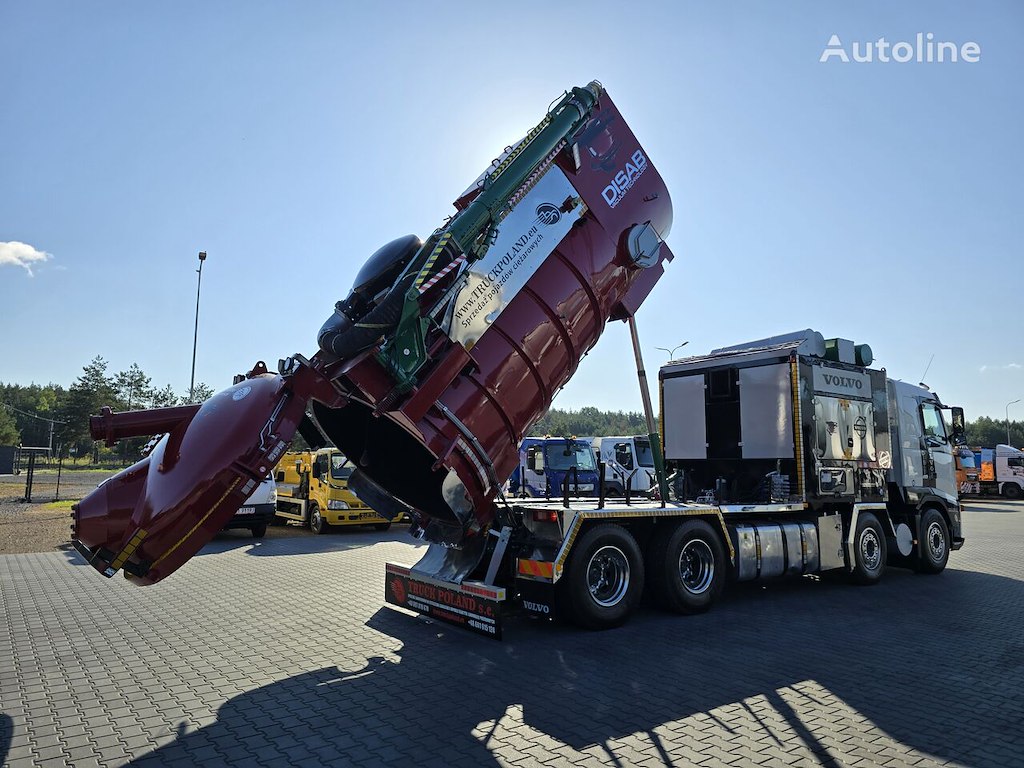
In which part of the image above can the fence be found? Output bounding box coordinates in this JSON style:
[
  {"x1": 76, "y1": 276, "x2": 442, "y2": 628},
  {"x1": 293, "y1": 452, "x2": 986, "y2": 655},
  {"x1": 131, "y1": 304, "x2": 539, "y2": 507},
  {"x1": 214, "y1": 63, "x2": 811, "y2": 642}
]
[{"x1": 20, "y1": 454, "x2": 67, "y2": 503}]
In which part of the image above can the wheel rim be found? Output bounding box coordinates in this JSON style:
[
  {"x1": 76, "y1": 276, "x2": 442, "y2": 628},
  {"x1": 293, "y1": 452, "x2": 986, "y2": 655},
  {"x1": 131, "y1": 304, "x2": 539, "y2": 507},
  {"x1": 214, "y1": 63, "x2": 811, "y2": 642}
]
[
  {"x1": 678, "y1": 539, "x2": 715, "y2": 595},
  {"x1": 586, "y1": 545, "x2": 630, "y2": 607},
  {"x1": 859, "y1": 527, "x2": 882, "y2": 572},
  {"x1": 926, "y1": 520, "x2": 946, "y2": 561}
]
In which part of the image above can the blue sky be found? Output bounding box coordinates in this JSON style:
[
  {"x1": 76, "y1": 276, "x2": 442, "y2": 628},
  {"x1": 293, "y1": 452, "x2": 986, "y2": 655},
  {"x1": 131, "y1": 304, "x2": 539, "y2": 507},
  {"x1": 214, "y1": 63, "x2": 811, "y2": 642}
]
[{"x1": 1, "y1": 1, "x2": 1021, "y2": 423}]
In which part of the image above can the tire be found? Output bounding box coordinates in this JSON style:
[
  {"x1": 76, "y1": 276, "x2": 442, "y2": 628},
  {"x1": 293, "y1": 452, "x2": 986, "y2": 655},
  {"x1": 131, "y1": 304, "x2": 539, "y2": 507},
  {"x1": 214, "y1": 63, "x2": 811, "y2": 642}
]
[
  {"x1": 1002, "y1": 483, "x2": 1022, "y2": 500},
  {"x1": 309, "y1": 503, "x2": 329, "y2": 535},
  {"x1": 373, "y1": 522, "x2": 391, "y2": 532},
  {"x1": 914, "y1": 508, "x2": 950, "y2": 574},
  {"x1": 251, "y1": 523, "x2": 268, "y2": 539},
  {"x1": 647, "y1": 519, "x2": 726, "y2": 614},
  {"x1": 559, "y1": 524, "x2": 644, "y2": 630},
  {"x1": 849, "y1": 512, "x2": 887, "y2": 585}
]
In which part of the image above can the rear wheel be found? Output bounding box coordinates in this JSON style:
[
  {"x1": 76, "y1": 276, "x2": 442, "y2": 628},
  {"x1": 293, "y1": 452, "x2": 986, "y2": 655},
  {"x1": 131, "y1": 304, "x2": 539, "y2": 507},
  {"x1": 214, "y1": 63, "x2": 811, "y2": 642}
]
[
  {"x1": 559, "y1": 524, "x2": 644, "y2": 630},
  {"x1": 914, "y1": 508, "x2": 950, "y2": 574},
  {"x1": 1003, "y1": 483, "x2": 1022, "y2": 500},
  {"x1": 647, "y1": 519, "x2": 726, "y2": 614},
  {"x1": 309, "y1": 503, "x2": 329, "y2": 535},
  {"x1": 850, "y1": 512, "x2": 887, "y2": 585}
]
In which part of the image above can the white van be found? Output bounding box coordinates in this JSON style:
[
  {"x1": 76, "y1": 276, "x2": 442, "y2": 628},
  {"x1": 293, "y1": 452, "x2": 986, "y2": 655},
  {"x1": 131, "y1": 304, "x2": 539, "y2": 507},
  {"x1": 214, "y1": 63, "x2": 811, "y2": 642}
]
[{"x1": 222, "y1": 473, "x2": 277, "y2": 538}]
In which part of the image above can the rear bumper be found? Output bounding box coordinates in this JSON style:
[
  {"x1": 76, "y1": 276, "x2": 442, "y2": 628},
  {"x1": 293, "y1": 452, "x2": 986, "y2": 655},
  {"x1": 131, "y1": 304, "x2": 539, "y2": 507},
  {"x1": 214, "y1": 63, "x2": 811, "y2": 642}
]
[{"x1": 223, "y1": 502, "x2": 277, "y2": 529}]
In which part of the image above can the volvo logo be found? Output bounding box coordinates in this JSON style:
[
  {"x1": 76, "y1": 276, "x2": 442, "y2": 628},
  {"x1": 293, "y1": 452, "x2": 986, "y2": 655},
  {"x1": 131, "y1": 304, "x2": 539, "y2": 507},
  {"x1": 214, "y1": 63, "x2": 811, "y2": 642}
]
[{"x1": 523, "y1": 599, "x2": 550, "y2": 614}]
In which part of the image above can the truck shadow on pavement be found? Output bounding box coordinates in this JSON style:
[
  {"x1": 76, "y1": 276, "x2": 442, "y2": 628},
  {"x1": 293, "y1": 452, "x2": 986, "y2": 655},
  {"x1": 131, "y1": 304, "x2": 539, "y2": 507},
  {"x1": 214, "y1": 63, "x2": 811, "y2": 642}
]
[{"x1": 128, "y1": 567, "x2": 1023, "y2": 767}]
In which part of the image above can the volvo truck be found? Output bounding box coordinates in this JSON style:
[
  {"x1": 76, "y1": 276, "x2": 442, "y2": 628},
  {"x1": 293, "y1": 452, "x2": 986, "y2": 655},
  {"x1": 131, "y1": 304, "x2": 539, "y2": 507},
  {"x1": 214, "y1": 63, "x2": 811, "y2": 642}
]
[{"x1": 71, "y1": 84, "x2": 965, "y2": 639}]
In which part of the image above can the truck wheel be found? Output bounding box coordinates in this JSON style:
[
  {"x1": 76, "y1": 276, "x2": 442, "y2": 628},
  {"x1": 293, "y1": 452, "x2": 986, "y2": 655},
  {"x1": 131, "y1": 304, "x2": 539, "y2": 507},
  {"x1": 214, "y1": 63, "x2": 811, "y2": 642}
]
[
  {"x1": 914, "y1": 509, "x2": 949, "y2": 574},
  {"x1": 251, "y1": 523, "x2": 268, "y2": 539},
  {"x1": 647, "y1": 519, "x2": 725, "y2": 614},
  {"x1": 1003, "y1": 483, "x2": 1022, "y2": 500},
  {"x1": 560, "y1": 524, "x2": 643, "y2": 630},
  {"x1": 373, "y1": 522, "x2": 392, "y2": 532},
  {"x1": 850, "y1": 512, "x2": 887, "y2": 585},
  {"x1": 309, "y1": 503, "x2": 329, "y2": 535}
]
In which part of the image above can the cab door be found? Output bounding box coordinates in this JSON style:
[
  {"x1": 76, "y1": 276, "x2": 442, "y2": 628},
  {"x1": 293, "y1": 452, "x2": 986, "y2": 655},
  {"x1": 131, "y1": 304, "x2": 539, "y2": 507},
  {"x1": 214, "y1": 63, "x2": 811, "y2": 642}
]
[{"x1": 920, "y1": 400, "x2": 956, "y2": 501}]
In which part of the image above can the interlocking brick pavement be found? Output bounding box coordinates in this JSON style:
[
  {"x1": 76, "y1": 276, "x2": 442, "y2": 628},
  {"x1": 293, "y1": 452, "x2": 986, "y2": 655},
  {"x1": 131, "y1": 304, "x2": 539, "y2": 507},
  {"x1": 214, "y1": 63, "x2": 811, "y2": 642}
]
[{"x1": 2, "y1": 501, "x2": 1023, "y2": 767}]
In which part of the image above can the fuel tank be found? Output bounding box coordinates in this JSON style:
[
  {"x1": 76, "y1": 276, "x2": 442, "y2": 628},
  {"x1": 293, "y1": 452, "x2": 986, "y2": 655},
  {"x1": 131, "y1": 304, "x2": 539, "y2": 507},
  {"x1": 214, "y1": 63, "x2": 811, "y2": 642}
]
[{"x1": 311, "y1": 82, "x2": 675, "y2": 545}]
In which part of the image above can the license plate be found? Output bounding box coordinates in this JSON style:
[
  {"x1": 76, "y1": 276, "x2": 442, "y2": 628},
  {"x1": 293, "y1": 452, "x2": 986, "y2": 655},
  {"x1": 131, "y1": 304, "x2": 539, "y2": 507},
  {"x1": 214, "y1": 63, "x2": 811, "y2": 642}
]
[
  {"x1": 236, "y1": 507, "x2": 255, "y2": 515},
  {"x1": 358, "y1": 512, "x2": 377, "y2": 519},
  {"x1": 577, "y1": 484, "x2": 594, "y2": 491}
]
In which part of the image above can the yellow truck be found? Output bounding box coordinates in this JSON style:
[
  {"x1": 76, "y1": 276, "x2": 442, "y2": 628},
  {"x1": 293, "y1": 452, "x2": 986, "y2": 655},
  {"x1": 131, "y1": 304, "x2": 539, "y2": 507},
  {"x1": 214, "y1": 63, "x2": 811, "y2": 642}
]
[{"x1": 274, "y1": 448, "x2": 395, "y2": 533}]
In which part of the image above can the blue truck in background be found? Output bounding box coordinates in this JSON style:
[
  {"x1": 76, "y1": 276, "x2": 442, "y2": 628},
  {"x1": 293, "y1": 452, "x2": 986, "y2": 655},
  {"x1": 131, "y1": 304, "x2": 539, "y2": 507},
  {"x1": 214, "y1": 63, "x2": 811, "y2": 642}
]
[{"x1": 508, "y1": 436, "x2": 601, "y2": 498}]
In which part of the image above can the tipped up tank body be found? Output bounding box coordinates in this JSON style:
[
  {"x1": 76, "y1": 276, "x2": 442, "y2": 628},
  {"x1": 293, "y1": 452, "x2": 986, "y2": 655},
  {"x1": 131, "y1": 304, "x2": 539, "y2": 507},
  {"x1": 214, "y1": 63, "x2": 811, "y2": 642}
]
[
  {"x1": 72, "y1": 81, "x2": 676, "y2": 582},
  {"x1": 311, "y1": 83, "x2": 675, "y2": 544}
]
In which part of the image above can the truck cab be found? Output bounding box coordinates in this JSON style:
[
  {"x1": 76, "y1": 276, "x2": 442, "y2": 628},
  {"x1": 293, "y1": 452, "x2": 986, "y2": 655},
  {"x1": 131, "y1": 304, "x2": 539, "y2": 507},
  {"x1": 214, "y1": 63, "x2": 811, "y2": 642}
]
[
  {"x1": 509, "y1": 437, "x2": 600, "y2": 498},
  {"x1": 591, "y1": 435, "x2": 657, "y2": 495},
  {"x1": 275, "y1": 448, "x2": 396, "y2": 533}
]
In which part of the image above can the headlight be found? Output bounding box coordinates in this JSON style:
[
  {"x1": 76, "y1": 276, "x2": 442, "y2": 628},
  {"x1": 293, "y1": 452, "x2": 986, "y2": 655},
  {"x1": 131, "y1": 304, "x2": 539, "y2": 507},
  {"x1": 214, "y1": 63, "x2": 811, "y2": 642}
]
[{"x1": 327, "y1": 500, "x2": 350, "y2": 510}]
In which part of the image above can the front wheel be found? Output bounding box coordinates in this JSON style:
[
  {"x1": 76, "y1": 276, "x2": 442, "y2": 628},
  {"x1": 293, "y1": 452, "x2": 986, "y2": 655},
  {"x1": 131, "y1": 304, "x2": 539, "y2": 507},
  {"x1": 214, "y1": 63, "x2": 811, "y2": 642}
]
[
  {"x1": 309, "y1": 503, "x2": 329, "y2": 535},
  {"x1": 850, "y1": 512, "x2": 887, "y2": 585},
  {"x1": 251, "y1": 522, "x2": 268, "y2": 539},
  {"x1": 914, "y1": 509, "x2": 950, "y2": 574},
  {"x1": 373, "y1": 522, "x2": 392, "y2": 532},
  {"x1": 647, "y1": 519, "x2": 726, "y2": 614},
  {"x1": 559, "y1": 524, "x2": 644, "y2": 630},
  {"x1": 1003, "y1": 483, "x2": 1022, "y2": 500}
]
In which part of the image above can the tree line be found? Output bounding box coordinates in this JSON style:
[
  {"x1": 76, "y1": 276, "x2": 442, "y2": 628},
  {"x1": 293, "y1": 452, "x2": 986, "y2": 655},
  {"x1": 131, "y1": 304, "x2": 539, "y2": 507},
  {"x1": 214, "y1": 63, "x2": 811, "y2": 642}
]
[
  {"x1": 2, "y1": 357, "x2": 1022, "y2": 463},
  {"x1": 529, "y1": 407, "x2": 1024, "y2": 447},
  {"x1": 1, "y1": 356, "x2": 215, "y2": 462}
]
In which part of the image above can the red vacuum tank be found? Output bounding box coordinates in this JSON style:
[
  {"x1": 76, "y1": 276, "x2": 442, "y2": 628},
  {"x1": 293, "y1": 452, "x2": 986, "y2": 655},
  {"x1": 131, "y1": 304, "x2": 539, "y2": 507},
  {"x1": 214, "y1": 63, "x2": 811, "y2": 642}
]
[{"x1": 71, "y1": 81, "x2": 675, "y2": 582}]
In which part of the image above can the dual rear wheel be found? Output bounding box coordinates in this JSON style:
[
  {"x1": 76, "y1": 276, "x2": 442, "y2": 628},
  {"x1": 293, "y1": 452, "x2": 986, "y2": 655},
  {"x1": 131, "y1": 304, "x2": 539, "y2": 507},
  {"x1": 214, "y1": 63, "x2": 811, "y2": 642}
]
[{"x1": 558, "y1": 519, "x2": 726, "y2": 630}]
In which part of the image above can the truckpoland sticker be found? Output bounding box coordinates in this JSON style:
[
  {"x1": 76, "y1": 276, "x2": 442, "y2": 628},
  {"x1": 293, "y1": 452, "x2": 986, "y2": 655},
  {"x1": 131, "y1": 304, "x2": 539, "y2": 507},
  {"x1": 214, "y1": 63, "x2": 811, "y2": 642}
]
[{"x1": 448, "y1": 166, "x2": 583, "y2": 349}]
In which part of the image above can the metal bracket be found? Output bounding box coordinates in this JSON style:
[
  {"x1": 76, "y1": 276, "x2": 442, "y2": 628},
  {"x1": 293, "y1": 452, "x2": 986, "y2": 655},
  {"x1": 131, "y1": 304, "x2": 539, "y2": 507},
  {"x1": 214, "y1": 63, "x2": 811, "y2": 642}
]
[{"x1": 484, "y1": 526, "x2": 512, "y2": 586}]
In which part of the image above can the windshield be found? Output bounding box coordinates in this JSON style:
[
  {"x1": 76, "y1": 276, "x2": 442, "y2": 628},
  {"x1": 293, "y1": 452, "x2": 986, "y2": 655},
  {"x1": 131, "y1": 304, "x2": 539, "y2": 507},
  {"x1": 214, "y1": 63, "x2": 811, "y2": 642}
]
[
  {"x1": 544, "y1": 441, "x2": 598, "y2": 472},
  {"x1": 957, "y1": 449, "x2": 976, "y2": 469},
  {"x1": 330, "y1": 453, "x2": 355, "y2": 480},
  {"x1": 634, "y1": 438, "x2": 655, "y2": 468}
]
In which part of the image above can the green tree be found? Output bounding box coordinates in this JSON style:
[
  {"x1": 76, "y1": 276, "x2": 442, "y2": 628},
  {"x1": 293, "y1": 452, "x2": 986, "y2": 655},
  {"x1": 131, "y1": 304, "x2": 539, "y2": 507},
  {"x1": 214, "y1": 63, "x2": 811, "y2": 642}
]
[
  {"x1": 58, "y1": 356, "x2": 116, "y2": 462},
  {"x1": 151, "y1": 383, "x2": 179, "y2": 408},
  {"x1": 114, "y1": 363, "x2": 154, "y2": 410},
  {"x1": 184, "y1": 382, "x2": 215, "y2": 403},
  {"x1": 0, "y1": 404, "x2": 20, "y2": 444},
  {"x1": 966, "y1": 416, "x2": 1024, "y2": 447}
]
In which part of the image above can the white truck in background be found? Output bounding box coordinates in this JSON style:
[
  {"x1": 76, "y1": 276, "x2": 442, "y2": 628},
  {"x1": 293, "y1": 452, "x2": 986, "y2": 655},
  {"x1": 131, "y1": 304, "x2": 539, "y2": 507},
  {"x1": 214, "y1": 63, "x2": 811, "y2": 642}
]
[{"x1": 591, "y1": 436, "x2": 657, "y2": 496}]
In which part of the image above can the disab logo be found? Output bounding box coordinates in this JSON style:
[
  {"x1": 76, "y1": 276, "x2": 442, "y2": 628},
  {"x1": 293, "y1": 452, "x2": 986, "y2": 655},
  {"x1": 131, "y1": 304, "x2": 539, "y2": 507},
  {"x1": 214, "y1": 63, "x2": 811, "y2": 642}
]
[
  {"x1": 820, "y1": 33, "x2": 981, "y2": 63},
  {"x1": 535, "y1": 202, "x2": 561, "y2": 226},
  {"x1": 602, "y1": 150, "x2": 648, "y2": 209}
]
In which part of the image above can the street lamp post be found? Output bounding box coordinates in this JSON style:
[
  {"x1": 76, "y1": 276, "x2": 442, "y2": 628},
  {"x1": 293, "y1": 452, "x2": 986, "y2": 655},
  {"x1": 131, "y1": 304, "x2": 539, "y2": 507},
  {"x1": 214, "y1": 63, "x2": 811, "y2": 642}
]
[
  {"x1": 190, "y1": 251, "x2": 207, "y2": 402},
  {"x1": 1006, "y1": 399, "x2": 1021, "y2": 446},
  {"x1": 656, "y1": 341, "x2": 689, "y2": 360}
]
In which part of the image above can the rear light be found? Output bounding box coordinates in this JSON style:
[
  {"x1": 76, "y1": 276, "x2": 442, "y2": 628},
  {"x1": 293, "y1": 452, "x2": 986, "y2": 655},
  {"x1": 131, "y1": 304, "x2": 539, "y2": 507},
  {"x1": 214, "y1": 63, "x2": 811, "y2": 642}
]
[{"x1": 532, "y1": 510, "x2": 559, "y2": 524}]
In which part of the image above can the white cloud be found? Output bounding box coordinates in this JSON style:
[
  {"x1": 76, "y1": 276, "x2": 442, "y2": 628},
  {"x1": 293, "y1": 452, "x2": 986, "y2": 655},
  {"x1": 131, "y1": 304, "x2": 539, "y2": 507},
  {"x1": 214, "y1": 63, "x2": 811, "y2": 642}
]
[
  {"x1": 979, "y1": 363, "x2": 1021, "y2": 373},
  {"x1": 0, "y1": 241, "x2": 52, "y2": 276}
]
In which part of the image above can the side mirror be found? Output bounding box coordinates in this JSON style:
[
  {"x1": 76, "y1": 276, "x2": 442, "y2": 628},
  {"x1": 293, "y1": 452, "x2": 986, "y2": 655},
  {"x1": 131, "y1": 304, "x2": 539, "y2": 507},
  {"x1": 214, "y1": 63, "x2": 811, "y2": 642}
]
[{"x1": 951, "y1": 406, "x2": 966, "y2": 444}]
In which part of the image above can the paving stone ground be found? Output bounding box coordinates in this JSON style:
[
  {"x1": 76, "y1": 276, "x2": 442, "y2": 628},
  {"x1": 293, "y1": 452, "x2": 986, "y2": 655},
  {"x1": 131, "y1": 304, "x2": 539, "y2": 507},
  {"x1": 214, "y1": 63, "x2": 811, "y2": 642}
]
[{"x1": 2, "y1": 500, "x2": 1022, "y2": 767}]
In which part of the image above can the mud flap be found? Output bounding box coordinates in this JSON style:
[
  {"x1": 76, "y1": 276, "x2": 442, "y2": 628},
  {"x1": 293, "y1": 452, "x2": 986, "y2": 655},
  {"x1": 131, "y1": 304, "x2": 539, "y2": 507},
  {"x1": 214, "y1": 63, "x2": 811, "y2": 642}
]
[{"x1": 385, "y1": 563, "x2": 505, "y2": 639}]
